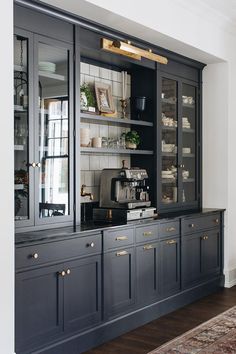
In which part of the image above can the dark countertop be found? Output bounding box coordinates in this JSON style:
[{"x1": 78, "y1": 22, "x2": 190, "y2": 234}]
[{"x1": 15, "y1": 208, "x2": 225, "y2": 246}]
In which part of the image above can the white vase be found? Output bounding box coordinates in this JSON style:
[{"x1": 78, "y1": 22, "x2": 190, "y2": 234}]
[{"x1": 126, "y1": 141, "x2": 137, "y2": 149}]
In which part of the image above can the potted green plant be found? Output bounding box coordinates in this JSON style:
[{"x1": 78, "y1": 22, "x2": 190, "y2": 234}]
[{"x1": 125, "y1": 130, "x2": 140, "y2": 149}]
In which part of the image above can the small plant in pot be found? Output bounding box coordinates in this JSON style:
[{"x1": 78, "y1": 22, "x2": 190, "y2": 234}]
[{"x1": 125, "y1": 130, "x2": 140, "y2": 150}]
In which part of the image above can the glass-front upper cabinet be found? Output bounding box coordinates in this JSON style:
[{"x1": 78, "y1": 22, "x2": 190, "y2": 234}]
[
  {"x1": 159, "y1": 75, "x2": 199, "y2": 211},
  {"x1": 35, "y1": 37, "x2": 73, "y2": 223},
  {"x1": 14, "y1": 33, "x2": 33, "y2": 225}
]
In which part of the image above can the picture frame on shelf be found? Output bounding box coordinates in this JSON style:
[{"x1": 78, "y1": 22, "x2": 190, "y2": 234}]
[
  {"x1": 80, "y1": 83, "x2": 96, "y2": 113},
  {"x1": 95, "y1": 82, "x2": 115, "y2": 113}
]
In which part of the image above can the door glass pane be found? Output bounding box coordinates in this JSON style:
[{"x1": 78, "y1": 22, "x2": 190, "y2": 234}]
[
  {"x1": 38, "y1": 43, "x2": 70, "y2": 218},
  {"x1": 161, "y1": 78, "x2": 178, "y2": 205},
  {"x1": 14, "y1": 35, "x2": 29, "y2": 221},
  {"x1": 182, "y1": 83, "x2": 196, "y2": 202}
]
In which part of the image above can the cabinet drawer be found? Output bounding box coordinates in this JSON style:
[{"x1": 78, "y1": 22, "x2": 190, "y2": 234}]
[
  {"x1": 182, "y1": 213, "x2": 220, "y2": 235},
  {"x1": 136, "y1": 224, "x2": 158, "y2": 243},
  {"x1": 16, "y1": 233, "x2": 101, "y2": 269},
  {"x1": 159, "y1": 221, "x2": 179, "y2": 238},
  {"x1": 103, "y1": 227, "x2": 134, "y2": 251}
]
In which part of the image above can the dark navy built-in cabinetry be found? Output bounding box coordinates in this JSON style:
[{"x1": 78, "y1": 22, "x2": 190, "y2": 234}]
[
  {"x1": 14, "y1": 2, "x2": 225, "y2": 354},
  {"x1": 15, "y1": 210, "x2": 224, "y2": 354}
]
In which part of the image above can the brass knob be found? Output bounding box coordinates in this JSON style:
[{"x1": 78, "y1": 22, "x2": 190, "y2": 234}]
[
  {"x1": 215, "y1": 218, "x2": 219, "y2": 224},
  {"x1": 190, "y1": 223, "x2": 195, "y2": 228},
  {"x1": 88, "y1": 242, "x2": 95, "y2": 248},
  {"x1": 29, "y1": 162, "x2": 36, "y2": 168},
  {"x1": 201, "y1": 235, "x2": 208, "y2": 240},
  {"x1": 36, "y1": 162, "x2": 41, "y2": 168},
  {"x1": 66, "y1": 269, "x2": 71, "y2": 275},
  {"x1": 32, "y1": 253, "x2": 39, "y2": 259},
  {"x1": 59, "y1": 271, "x2": 66, "y2": 277}
]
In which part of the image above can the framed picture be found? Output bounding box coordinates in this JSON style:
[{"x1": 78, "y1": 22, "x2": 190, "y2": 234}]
[{"x1": 95, "y1": 82, "x2": 115, "y2": 113}]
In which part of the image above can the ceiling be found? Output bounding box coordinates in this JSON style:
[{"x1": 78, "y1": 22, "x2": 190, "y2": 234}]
[{"x1": 203, "y1": 0, "x2": 236, "y2": 24}]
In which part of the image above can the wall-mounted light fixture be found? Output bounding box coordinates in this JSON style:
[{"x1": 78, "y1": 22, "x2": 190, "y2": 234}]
[{"x1": 101, "y1": 38, "x2": 168, "y2": 64}]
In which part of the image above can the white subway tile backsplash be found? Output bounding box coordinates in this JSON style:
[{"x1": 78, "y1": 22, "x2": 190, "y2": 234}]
[
  {"x1": 100, "y1": 67, "x2": 111, "y2": 80},
  {"x1": 80, "y1": 74, "x2": 85, "y2": 85},
  {"x1": 108, "y1": 125, "x2": 118, "y2": 138},
  {"x1": 90, "y1": 124, "x2": 99, "y2": 139},
  {"x1": 117, "y1": 71, "x2": 122, "y2": 83},
  {"x1": 99, "y1": 155, "x2": 109, "y2": 170},
  {"x1": 108, "y1": 155, "x2": 119, "y2": 168},
  {"x1": 84, "y1": 75, "x2": 95, "y2": 85},
  {"x1": 112, "y1": 81, "x2": 122, "y2": 97},
  {"x1": 99, "y1": 124, "x2": 109, "y2": 138},
  {"x1": 94, "y1": 171, "x2": 101, "y2": 186},
  {"x1": 89, "y1": 64, "x2": 100, "y2": 77},
  {"x1": 81, "y1": 155, "x2": 90, "y2": 170},
  {"x1": 81, "y1": 62, "x2": 89, "y2": 75},
  {"x1": 111, "y1": 70, "x2": 118, "y2": 82},
  {"x1": 90, "y1": 155, "x2": 100, "y2": 170},
  {"x1": 84, "y1": 171, "x2": 94, "y2": 187}
]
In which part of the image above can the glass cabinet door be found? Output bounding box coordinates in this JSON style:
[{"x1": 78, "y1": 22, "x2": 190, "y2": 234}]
[
  {"x1": 161, "y1": 78, "x2": 179, "y2": 205},
  {"x1": 36, "y1": 39, "x2": 72, "y2": 221},
  {"x1": 14, "y1": 34, "x2": 31, "y2": 223},
  {"x1": 181, "y1": 83, "x2": 197, "y2": 203}
]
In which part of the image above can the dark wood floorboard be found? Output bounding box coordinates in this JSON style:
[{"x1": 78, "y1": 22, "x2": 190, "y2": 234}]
[{"x1": 84, "y1": 286, "x2": 236, "y2": 354}]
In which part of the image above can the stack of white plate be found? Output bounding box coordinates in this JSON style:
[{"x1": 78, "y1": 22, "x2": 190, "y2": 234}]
[
  {"x1": 39, "y1": 61, "x2": 56, "y2": 73},
  {"x1": 162, "y1": 170, "x2": 174, "y2": 179}
]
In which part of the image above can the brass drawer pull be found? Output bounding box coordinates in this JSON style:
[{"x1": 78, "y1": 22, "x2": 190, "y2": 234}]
[
  {"x1": 59, "y1": 270, "x2": 66, "y2": 277},
  {"x1": 116, "y1": 236, "x2": 128, "y2": 241},
  {"x1": 189, "y1": 223, "x2": 195, "y2": 228},
  {"x1": 166, "y1": 227, "x2": 176, "y2": 232},
  {"x1": 143, "y1": 244, "x2": 154, "y2": 250},
  {"x1": 143, "y1": 231, "x2": 153, "y2": 236},
  {"x1": 166, "y1": 240, "x2": 177, "y2": 245},
  {"x1": 214, "y1": 218, "x2": 219, "y2": 224},
  {"x1": 116, "y1": 250, "x2": 128, "y2": 257},
  {"x1": 31, "y1": 253, "x2": 39, "y2": 259},
  {"x1": 66, "y1": 269, "x2": 71, "y2": 275},
  {"x1": 201, "y1": 235, "x2": 208, "y2": 240}
]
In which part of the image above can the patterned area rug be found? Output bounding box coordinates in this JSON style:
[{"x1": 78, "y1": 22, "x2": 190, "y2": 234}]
[{"x1": 148, "y1": 306, "x2": 236, "y2": 354}]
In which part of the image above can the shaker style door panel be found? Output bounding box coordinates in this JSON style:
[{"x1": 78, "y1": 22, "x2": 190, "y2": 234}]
[
  {"x1": 182, "y1": 234, "x2": 201, "y2": 288},
  {"x1": 104, "y1": 247, "x2": 135, "y2": 319},
  {"x1": 63, "y1": 256, "x2": 102, "y2": 333},
  {"x1": 160, "y1": 237, "x2": 180, "y2": 296},
  {"x1": 201, "y1": 229, "x2": 221, "y2": 276},
  {"x1": 15, "y1": 265, "x2": 63, "y2": 352},
  {"x1": 136, "y1": 242, "x2": 159, "y2": 304},
  {"x1": 34, "y1": 35, "x2": 74, "y2": 225}
]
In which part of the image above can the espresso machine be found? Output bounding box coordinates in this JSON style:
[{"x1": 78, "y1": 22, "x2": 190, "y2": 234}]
[{"x1": 93, "y1": 165, "x2": 156, "y2": 222}]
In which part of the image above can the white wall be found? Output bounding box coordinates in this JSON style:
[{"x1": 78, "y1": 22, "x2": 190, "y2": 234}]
[{"x1": 0, "y1": 0, "x2": 14, "y2": 353}]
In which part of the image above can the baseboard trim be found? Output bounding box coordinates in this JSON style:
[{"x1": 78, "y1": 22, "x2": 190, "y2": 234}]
[
  {"x1": 224, "y1": 268, "x2": 236, "y2": 288},
  {"x1": 28, "y1": 276, "x2": 223, "y2": 354}
]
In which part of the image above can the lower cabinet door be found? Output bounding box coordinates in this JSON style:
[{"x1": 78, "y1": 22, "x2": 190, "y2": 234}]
[
  {"x1": 136, "y1": 242, "x2": 159, "y2": 304},
  {"x1": 182, "y1": 234, "x2": 201, "y2": 288},
  {"x1": 63, "y1": 255, "x2": 102, "y2": 333},
  {"x1": 201, "y1": 229, "x2": 221, "y2": 276},
  {"x1": 160, "y1": 237, "x2": 180, "y2": 296},
  {"x1": 15, "y1": 264, "x2": 63, "y2": 352},
  {"x1": 104, "y1": 247, "x2": 135, "y2": 319}
]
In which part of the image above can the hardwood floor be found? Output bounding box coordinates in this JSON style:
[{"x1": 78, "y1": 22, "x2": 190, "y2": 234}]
[{"x1": 85, "y1": 286, "x2": 236, "y2": 354}]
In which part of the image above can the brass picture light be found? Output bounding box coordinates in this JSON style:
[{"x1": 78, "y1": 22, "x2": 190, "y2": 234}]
[{"x1": 101, "y1": 38, "x2": 168, "y2": 64}]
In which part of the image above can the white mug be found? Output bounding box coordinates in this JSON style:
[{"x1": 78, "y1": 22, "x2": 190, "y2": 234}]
[{"x1": 92, "y1": 137, "x2": 102, "y2": 148}]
